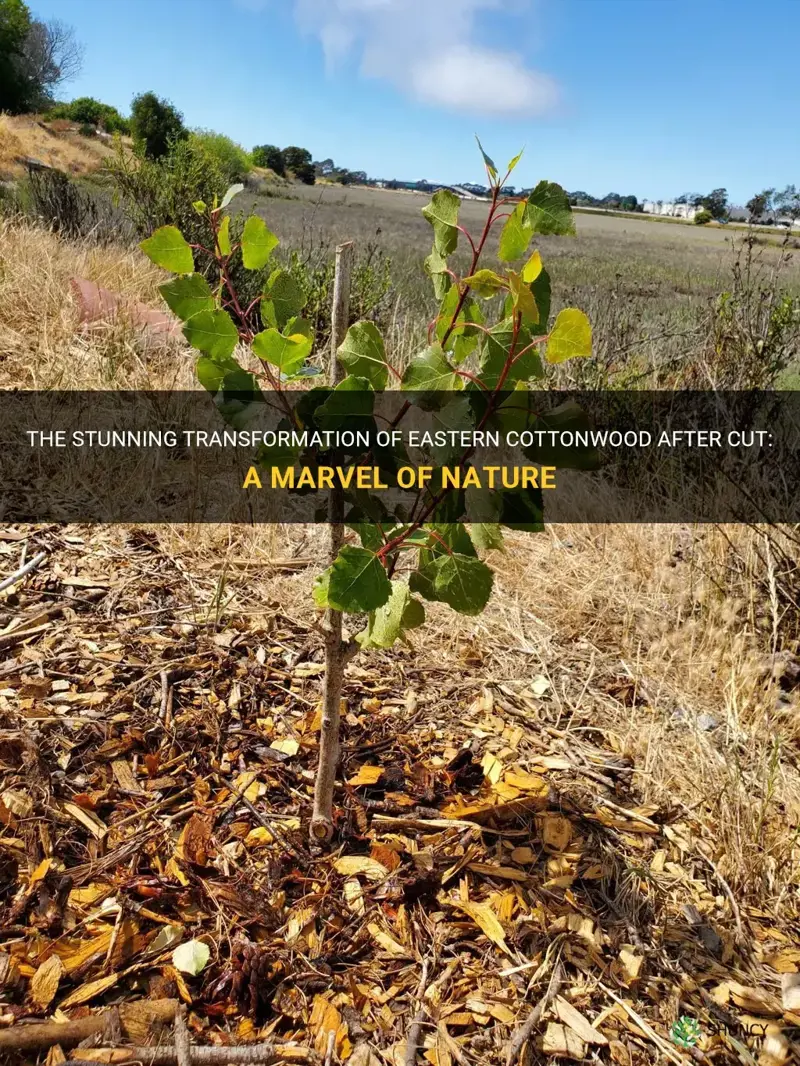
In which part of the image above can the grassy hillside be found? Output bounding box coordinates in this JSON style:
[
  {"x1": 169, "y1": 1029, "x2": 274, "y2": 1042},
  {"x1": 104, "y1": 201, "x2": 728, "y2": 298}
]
[{"x1": 0, "y1": 113, "x2": 124, "y2": 180}]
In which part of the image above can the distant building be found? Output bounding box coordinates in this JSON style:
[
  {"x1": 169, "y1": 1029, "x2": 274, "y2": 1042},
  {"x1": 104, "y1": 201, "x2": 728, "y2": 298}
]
[{"x1": 642, "y1": 200, "x2": 701, "y2": 220}]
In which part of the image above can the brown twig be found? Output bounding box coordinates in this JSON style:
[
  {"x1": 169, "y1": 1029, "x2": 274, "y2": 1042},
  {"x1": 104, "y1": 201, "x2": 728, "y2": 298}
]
[{"x1": 504, "y1": 956, "x2": 564, "y2": 1066}]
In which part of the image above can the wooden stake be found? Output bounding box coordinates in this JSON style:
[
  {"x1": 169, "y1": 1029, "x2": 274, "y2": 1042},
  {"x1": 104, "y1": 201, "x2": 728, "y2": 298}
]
[{"x1": 310, "y1": 241, "x2": 355, "y2": 845}]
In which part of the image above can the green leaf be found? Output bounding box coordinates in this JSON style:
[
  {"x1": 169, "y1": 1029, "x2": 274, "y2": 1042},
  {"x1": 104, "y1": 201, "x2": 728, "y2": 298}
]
[
  {"x1": 326, "y1": 546, "x2": 391, "y2": 613},
  {"x1": 401, "y1": 344, "x2": 462, "y2": 394},
  {"x1": 425, "y1": 523, "x2": 476, "y2": 557},
  {"x1": 545, "y1": 308, "x2": 592, "y2": 363},
  {"x1": 498, "y1": 201, "x2": 533, "y2": 262},
  {"x1": 312, "y1": 570, "x2": 330, "y2": 608},
  {"x1": 476, "y1": 136, "x2": 498, "y2": 182},
  {"x1": 338, "y1": 322, "x2": 389, "y2": 390},
  {"x1": 172, "y1": 939, "x2": 210, "y2": 976},
  {"x1": 470, "y1": 523, "x2": 505, "y2": 552},
  {"x1": 462, "y1": 269, "x2": 506, "y2": 299},
  {"x1": 506, "y1": 148, "x2": 524, "y2": 174},
  {"x1": 357, "y1": 581, "x2": 425, "y2": 649},
  {"x1": 220, "y1": 183, "x2": 244, "y2": 209},
  {"x1": 435, "y1": 287, "x2": 484, "y2": 364},
  {"x1": 525, "y1": 181, "x2": 575, "y2": 236},
  {"x1": 252, "y1": 326, "x2": 312, "y2": 376},
  {"x1": 527, "y1": 267, "x2": 552, "y2": 337},
  {"x1": 159, "y1": 274, "x2": 214, "y2": 322},
  {"x1": 262, "y1": 269, "x2": 304, "y2": 331},
  {"x1": 140, "y1": 225, "x2": 194, "y2": 274},
  {"x1": 192, "y1": 200, "x2": 207, "y2": 215},
  {"x1": 507, "y1": 270, "x2": 539, "y2": 324},
  {"x1": 195, "y1": 351, "x2": 253, "y2": 394},
  {"x1": 418, "y1": 553, "x2": 494, "y2": 616},
  {"x1": 241, "y1": 215, "x2": 279, "y2": 270},
  {"x1": 521, "y1": 250, "x2": 543, "y2": 284},
  {"x1": 479, "y1": 319, "x2": 543, "y2": 386},
  {"x1": 500, "y1": 486, "x2": 544, "y2": 531},
  {"x1": 217, "y1": 215, "x2": 231, "y2": 256},
  {"x1": 348, "y1": 523, "x2": 384, "y2": 551},
  {"x1": 424, "y1": 247, "x2": 452, "y2": 301},
  {"x1": 422, "y1": 189, "x2": 460, "y2": 257},
  {"x1": 315, "y1": 376, "x2": 375, "y2": 432},
  {"x1": 183, "y1": 309, "x2": 238, "y2": 359}
]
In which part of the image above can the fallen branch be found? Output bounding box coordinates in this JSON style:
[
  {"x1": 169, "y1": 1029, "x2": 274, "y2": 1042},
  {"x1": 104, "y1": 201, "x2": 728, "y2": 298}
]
[
  {"x1": 0, "y1": 550, "x2": 48, "y2": 594},
  {"x1": 64, "y1": 1043, "x2": 316, "y2": 1064},
  {"x1": 0, "y1": 999, "x2": 178, "y2": 1052}
]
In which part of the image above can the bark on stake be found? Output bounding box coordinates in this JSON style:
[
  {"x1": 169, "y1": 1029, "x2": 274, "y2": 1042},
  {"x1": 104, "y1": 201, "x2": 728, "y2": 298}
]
[{"x1": 310, "y1": 240, "x2": 354, "y2": 844}]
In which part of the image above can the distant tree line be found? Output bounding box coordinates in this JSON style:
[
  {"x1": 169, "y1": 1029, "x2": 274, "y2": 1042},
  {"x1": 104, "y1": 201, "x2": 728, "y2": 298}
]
[
  {"x1": 745, "y1": 186, "x2": 800, "y2": 224},
  {"x1": 567, "y1": 191, "x2": 640, "y2": 212}
]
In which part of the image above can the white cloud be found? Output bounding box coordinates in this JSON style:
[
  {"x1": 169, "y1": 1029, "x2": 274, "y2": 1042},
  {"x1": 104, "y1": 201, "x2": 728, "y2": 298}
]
[{"x1": 280, "y1": 0, "x2": 558, "y2": 117}]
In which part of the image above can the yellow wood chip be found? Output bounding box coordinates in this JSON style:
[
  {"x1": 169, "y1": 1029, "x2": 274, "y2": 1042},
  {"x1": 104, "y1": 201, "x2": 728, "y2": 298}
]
[
  {"x1": 542, "y1": 1022, "x2": 586, "y2": 1060},
  {"x1": 270, "y1": 738, "x2": 300, "y2": 756},
  {"x1": 334, "y1": 856, "x2": 390, "y2": 882},
  {"x1": 554, "y1": 996, "x2": 609, "y2": 1046},
  {"x1": 58, "y1": 972, "x2": 118, "y2": 1009},
  {"x1": 61, "y1": 802, "x2": 107, "y2": 839},
  {"x1": 30, "y1": 955, "x2": 63, "y2": 1009},
  {"x1": 366, "y1": 922, "x2": 410, "y2": 958},
  {"x1": 451, "y1": 900, "x2": 511, "y2": 956}
]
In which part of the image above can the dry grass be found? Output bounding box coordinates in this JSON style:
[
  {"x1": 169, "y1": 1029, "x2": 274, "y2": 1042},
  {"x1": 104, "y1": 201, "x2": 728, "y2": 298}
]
[
  {"x1": 2, "y1": 214, "x2": 799, "y2": 913},
  {"x1": 0, "y1": 114, "x2": 120, "y2": 180},
  {"x1": 0, "y1": 216, "x2": 193, "y2": 388}
]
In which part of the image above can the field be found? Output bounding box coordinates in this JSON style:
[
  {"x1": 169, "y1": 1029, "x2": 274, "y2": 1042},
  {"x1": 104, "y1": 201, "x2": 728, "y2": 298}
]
[{"x1": 1, "y1": 164, "x2": 800, "y2": 1065}]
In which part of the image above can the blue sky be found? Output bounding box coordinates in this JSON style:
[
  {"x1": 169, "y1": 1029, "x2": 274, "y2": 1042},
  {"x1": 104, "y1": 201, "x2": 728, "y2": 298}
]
[{"x1": 31, "y1": 0, "x2": 799, "y2": 204}]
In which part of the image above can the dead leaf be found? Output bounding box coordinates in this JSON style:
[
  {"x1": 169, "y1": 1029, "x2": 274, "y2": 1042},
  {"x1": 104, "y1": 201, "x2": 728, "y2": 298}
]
[{"x1": 347, "y1": 765, "x2": 384, "y2": 787}]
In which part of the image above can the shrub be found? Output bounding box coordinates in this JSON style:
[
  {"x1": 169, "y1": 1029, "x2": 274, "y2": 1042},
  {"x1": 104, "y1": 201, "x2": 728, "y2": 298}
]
[
  {"x1": 130, "y1": 91, "x2": 186, "y2": 160},
  {"x1": 694, "y1": 209, "x2": 712, "y2": 225},
  {"x1": 13, "y1": 164, "x2": 123, "y2": 241},
  {"x1": 190, "y1": 130, "x2": 250, "y2": 184},
  {"x1": 105, "y1": 137, "x2": 226, "y2": 245},
  {"x1": 47, "y1": 96, "x2": 129, "y2": 133},
  {"x1": 284, "y1": 237, "x2": 392, "y2": 354},
  {"x1": 251, "y1": 144, "x2": 284, "y2": 175}
]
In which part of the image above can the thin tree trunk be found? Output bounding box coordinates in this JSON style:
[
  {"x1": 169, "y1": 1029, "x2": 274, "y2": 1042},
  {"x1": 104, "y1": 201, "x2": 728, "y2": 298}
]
[{"x1": 310, "y1": 241, "x2": 354, "y2": 844}]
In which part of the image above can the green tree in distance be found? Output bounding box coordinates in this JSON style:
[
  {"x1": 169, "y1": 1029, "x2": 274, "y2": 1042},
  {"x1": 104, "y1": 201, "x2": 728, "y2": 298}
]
[
  {"x1": 252, "y1": 144, "x2": 285, "y2": 175},
  {"x1": 282, "y1": 145, "x2": 315, "y2": 184},
  {"x1": 140, "y1": 141, "x2": 593, "y2": 844},
  {"x1": 131, "y1": 90, "x2": 187, "y2": 159}
]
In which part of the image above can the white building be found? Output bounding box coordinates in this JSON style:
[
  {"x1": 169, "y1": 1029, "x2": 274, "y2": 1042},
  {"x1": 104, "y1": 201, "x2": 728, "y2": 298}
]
[{"x1": 642, "y1": 200, "x2": 701, "y2": 220}]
